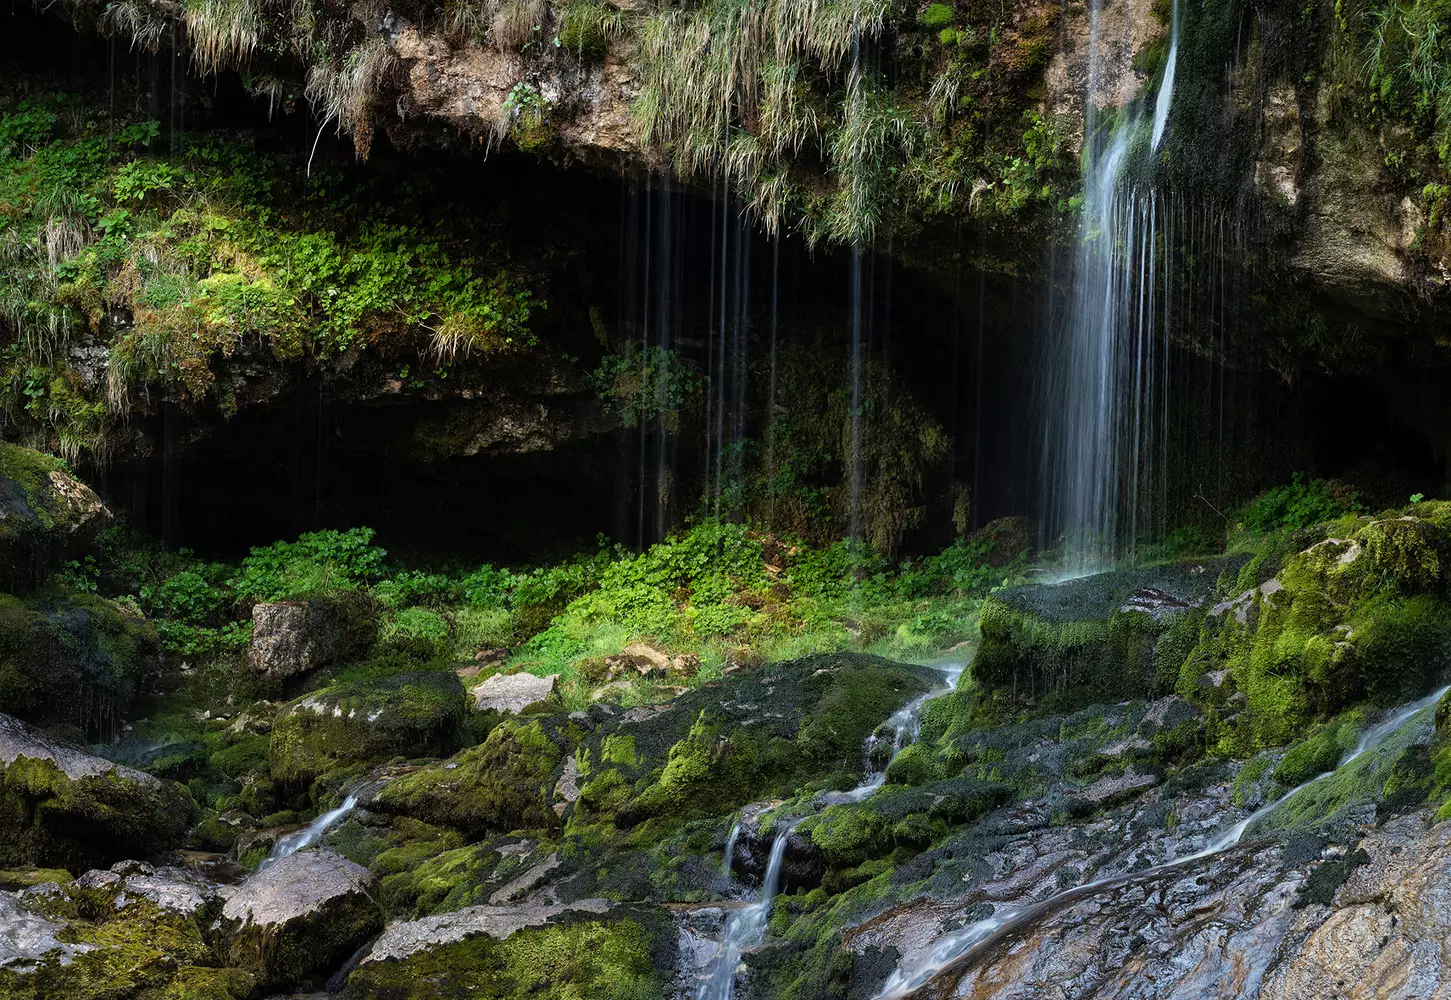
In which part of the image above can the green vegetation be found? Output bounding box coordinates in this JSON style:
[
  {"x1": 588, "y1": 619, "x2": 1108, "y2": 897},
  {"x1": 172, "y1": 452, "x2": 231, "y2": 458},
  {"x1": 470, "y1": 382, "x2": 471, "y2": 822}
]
[{"x1": 0, "y1": 90, "x2": 538, "y2": 456}]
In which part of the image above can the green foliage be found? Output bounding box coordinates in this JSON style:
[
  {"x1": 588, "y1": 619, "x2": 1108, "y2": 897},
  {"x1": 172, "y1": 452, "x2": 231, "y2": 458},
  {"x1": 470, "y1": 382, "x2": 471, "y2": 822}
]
[
  {"x1": 1242, "y1": 474, "x2": 1361, "y2": 535},
  {"x1": 589, "y1": 345, "x2": 705, "y2": 428},
  {"x1": 918, "y1": 3, "x2": 955, "y2": 28},
  {"x1": 232, "y1": 528, "x2": 387, "y2": 602},
  {"x1": 380, "y1": 607, "x2": 453, "y2": 660}
]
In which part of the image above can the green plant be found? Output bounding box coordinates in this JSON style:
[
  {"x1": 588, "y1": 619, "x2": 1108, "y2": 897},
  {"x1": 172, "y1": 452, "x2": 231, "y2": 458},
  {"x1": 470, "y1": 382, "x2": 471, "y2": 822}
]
[
  {"x1": 1243, "y1": 474, "x2": 1361, "y2": 534},
  {"x1": 232, "y1": 528, "x2": 387, "y2": 602}
]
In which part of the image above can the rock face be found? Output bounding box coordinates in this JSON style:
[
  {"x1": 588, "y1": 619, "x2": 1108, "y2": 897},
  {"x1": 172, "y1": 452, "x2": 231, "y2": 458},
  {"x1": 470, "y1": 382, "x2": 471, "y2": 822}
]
[
  {"x1": 360, "y1": 898, "x2": 612, "y2": 964},
  {"x1": 0, "y1": 713, "x2": 192, "y2": 869},
  {"x1": 219, "y1": 849, "x2": 381, "y2": 988},
  {"x1": 268, "y1": 670, "x2": 467, "y2": 784},
  {"x1": 0, "y1": 444, "x2": 110, "y2": 593}
]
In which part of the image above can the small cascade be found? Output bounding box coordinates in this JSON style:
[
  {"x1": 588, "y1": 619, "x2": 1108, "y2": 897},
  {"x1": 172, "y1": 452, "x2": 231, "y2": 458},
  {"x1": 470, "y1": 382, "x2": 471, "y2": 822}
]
[
  {"x1": 721, "y1": 822, "x2": 742, "y2": 878},
  {"x1": 873, "y1": 685, "x2": 1451, "y2": 999},
  {"x1": 260, "y1": 793, "x2": 359, "y2": 869},
  {"x1": 700, "y1": 664, "x2": 963, "y2": 999},
  {"x1": 698, "y1": 820, "x2": 801, "y2": 1000}
]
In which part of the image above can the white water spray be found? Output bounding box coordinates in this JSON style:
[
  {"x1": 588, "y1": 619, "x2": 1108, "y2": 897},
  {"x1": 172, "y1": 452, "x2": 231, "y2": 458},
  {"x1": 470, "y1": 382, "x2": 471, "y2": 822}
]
[
  {"x1": 873, "y1": 685, "x2": 1450, "y2": 999},
  {"x1": 1151, "y1": 0, "x2": 1179, "y2": 152}
]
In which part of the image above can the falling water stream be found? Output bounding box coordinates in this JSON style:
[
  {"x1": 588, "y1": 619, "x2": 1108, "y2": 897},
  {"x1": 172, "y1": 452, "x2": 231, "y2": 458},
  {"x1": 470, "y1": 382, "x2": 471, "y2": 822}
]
[
  {"x1": 698, "y1": 664, "x2": 965, "y2": 1000},
  {"x1": 872, "y1": 684, "x2": 1451, "y2": 999},
  {"x1": 1041, "y1": 0, "x2": 1181, "y2": 569},
  {"x1": 259, "y1": 793, "x2": 360, "y2": 870}
]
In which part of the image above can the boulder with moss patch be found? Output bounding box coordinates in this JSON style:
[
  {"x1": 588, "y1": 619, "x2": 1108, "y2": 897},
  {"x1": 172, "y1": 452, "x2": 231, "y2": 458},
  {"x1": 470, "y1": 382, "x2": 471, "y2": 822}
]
[
  {"x1": 0, "y1": 445, "x2": 110, "y2": 594},
  {"x1": 973, "y1": 560, "x2": 1237, "y2": 711},
  {"x1": 339, "y1": 903, "x2": 674, "y2": 999},
  {"x1": 248, "y1": 597, "x2": 373, "y2": 682},
  {"x1": 268, "y1": 671, "x2": 467, "y2": 785},
  {"x1": 0, "y1": 714, "x2": 192, "y2": 870}
]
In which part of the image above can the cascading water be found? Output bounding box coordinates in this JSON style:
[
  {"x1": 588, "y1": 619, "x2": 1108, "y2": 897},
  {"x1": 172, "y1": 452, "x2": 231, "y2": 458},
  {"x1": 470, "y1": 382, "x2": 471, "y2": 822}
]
[
  {"x1": 872, "y1": 684, "x2": 1451, "y2": 999},
  {"x1": 1040, "y1": 0, "x2": 1181, "y2": 570},
  {"x1": 698, "y1": 664, "x2": 964, "y2": 999},
  {"x1": 260, "y1": 793, "x2": 359, "y2": 870}
]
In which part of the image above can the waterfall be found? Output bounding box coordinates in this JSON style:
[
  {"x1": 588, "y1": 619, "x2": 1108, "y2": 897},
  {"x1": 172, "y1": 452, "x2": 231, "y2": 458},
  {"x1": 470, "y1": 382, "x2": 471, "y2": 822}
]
[
  {"x1": 1040, "y1": 0, "x2": 1181, "y2": 569},
  {"x1": 873, "y1": 685, "x2": 1451, "y2": 999},
  {"x1": 698, "y1": 664, "x2": 964, "y2": 999},
  {"x1": 260, "y1": 793, "x2": 358, "y2": 869}
]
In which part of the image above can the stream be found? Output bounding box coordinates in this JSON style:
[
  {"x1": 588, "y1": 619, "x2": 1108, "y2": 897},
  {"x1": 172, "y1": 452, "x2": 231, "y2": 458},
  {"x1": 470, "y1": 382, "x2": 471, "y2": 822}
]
[{"x1": 696, "y1": 663, "x2": 965, "y2": 1000}]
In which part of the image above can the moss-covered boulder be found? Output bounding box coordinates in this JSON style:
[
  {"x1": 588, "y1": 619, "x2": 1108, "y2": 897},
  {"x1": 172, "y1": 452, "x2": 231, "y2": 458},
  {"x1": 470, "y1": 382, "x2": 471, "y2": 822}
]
[
  {"x1": 373, "y1": 715, "x2": 577, "y2": 838},
  {"x1": 0, "y1": 714, "x2": 192, "y2": 870},
  {"x1": 268, "y1": 671, "x2": 468, "y2": 786},
  {"x1": 219, "y1": 848, "x2": 381, "y2": 990},
  {"x1": 0, "y1": 445, "x2": 110, "y2": 594},
  {"x1": 0, "y1": 591, "x2": 161, "y2": 739},
  {"x1": 1184, "y1": 505, "x2": 1451, "y2": 749},
  {"x1": 339, "y1": 902, "x2": 675, "y2": 1000},
  {"x1": 973, "y1": 560, "x2": 1236, "y2": 710}
]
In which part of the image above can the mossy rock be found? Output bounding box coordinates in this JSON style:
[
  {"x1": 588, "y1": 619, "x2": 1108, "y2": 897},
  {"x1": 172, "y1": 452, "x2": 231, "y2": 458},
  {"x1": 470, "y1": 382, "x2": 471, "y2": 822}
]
[
  {"x1": 339, "y1": 905, "x2": 675, "y2": 1000},
  {"x1": 268, "y1": 671, "x2": 468, "y2": 786},
  {"x1": 973, "y1": 559, "x2": 1238, "y2": 710},
  {"x1": 0, "y1": 590, "x2": 161, "y2": 740},
  {"x1": 0, "y1": 714, "x2": 193, "y2": 870},
  {"x1": 373, "y1": 715, "x2": 577, "y2": 837},
  {"x1": 1184, "y1": 507, "x2": 1451, "y2": 749},
  {"x1": 0, "y1": 444, "x2": 110, "y2": 594}
]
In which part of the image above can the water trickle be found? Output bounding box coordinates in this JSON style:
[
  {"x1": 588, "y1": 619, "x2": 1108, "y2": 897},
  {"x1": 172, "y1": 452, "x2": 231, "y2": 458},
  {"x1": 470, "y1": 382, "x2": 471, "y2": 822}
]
[
  {"x1": 873, "y1": 685, "x2": 1451, "y2": 999},
  {"x1": 1150, "y1": 0, "x2": 1179, "y2": 152},
  {"x1": 260, "y1": 793, "x2": 359, "y2": 870},
  {"x1": 700, "y1": 664, "x2": 964, "y2": 999}
]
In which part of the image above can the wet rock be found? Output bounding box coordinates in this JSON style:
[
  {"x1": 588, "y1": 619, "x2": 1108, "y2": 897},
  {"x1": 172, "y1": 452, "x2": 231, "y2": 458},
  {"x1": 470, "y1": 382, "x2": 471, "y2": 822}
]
[
  {"x1": 0, "y1": 890, "x2": 91, "y2": 969},
  {"x1": 268, "y1": 671, "x2": 466, "y2": 784},
  {"x1": 471, "y1": 670, "x2": 559, "y2": 714},
  {"x1": 0, "y1": 713, "x2": 192, "y2": 869},
  {"x1": 0, "y1": 443, "x2": 111, "y2": 593},
  {"x1": 219, "y1": 849, "x2": 381, "y2": 989}
]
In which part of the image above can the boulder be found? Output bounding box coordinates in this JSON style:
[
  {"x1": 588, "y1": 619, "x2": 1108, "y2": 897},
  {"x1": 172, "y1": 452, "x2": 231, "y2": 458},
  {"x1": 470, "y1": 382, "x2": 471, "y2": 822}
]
[
  {"x1": 0, "y1": 592, "x2": 161, "y2": 739},
  {"x1": 471, "y1": 671, "x2": 559, "y2": 715},
  {"x1": 0, "y1": 444, "x2": 110, "y2": 594},
  {"x1": 219, "y1": 848, "x2": 381, "y2": 988},
  {"x1": 358, "y1": 899, "x2": 612, "y2": 965},
  {"x1": 0, "y1": 713, "x2": 192, "y2": 870},
  {"x1": 249, "y1": 598, "x2": 370, "y2": 682},
  {"x1": 269, "y1": 671, "x2": 467, "y2": 784}
]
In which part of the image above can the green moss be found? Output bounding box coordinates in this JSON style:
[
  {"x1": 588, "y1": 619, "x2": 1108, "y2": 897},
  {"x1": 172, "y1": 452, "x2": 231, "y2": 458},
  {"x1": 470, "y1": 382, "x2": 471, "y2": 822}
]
[
  {"x1": 919, "y1": 3, "x2": 955, "y2": 28},
  {"x1": 374, "y1": 717, "x2": 570, "y2": 836},
  {"x1": 339, "y1": 910, "x2": 671, "y2": 1000},
  {"x1": 1272, "y1": 718, "x2": 1361, "y2": 786}
]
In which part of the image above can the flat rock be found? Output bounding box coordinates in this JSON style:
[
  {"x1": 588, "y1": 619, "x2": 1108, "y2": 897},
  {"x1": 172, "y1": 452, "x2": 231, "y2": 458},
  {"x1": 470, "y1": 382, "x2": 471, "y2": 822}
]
[
  {"x1": 221, "y1": 849, "x2": 372, "y2": 928},
  {"x1": 361, "y1": 899, "x2": 611, "y2": 964},
  {"x1": 472, "y1": 671, "x2": 558, "y2": 714}
]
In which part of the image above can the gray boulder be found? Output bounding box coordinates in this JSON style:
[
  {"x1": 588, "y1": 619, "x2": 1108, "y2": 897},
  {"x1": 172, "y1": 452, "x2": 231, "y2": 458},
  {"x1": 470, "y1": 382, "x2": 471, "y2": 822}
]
[
  {"x1": 471, "y1": 671, "x2": 558, "y2": 714},
  {"x1": 219, "y1": 849, "x2": 381, "y2": 988},
  {"x1": 249, "y1": 599, "x2": 368, "y2": 681}
]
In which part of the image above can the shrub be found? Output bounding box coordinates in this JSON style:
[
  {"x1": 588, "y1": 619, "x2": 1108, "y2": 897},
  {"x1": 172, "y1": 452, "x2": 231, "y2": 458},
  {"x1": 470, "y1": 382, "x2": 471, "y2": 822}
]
[{"x1": 232, "y1": 528, "x2": 387, "y2": 602}]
